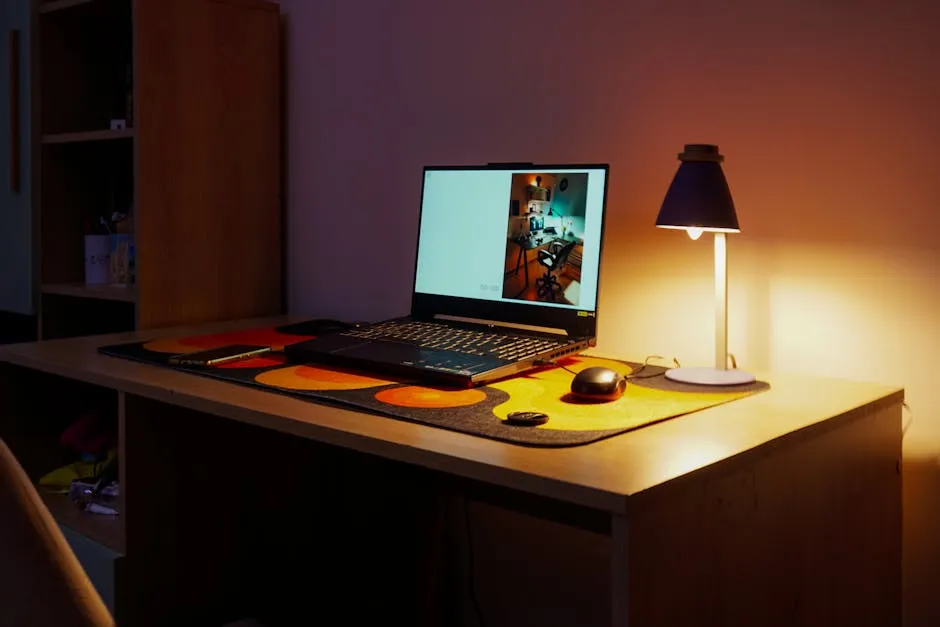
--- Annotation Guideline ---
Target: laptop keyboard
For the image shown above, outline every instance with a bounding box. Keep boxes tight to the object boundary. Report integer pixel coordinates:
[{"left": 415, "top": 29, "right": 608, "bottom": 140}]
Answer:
[{"left": 341, "top": 320, "right": 568, "bottom": 362}]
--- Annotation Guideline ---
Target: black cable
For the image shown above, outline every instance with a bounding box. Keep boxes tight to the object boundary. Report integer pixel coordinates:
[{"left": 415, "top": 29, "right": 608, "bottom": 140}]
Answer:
[
  {"left": 534, "top": 355, "right": 671, "bottom": 380},
  {"left": 463, "top": 498, "right": 486, "bottom": 627},
  {"left": 902, "top": 401, "right": 914, "bottom": 438},
  {"left": 625, "top": 367, "right": 668, "bottom": 380},
  {"left": 533, "top": 358, "right": 578, "bottom": 375}
]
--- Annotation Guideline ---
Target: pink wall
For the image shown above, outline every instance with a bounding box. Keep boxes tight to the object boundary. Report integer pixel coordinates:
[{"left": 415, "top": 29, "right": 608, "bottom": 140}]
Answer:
[{"left": 280, "top": 1, "right": 940, "bottom": 624}]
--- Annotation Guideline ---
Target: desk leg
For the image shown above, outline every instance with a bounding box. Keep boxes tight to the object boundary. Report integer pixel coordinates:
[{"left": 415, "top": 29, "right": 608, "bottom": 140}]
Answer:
[
  {"left": 523, "top": 248, "right": 530, "bottom": 287},
  {"left": 610, "top": 514, "right": 629, "bottom": 627},
  {"left": 121, "top": 393, "right": 446, "bottom": 626},
  {"left": 121, "top": 394, "right": 263, "bottom": 626},
  {"left": 514, "top": 248, "right": 532, "bottom": 298},
  {"left": 506, "top": 243, "right": 524, "bottom": 279}
]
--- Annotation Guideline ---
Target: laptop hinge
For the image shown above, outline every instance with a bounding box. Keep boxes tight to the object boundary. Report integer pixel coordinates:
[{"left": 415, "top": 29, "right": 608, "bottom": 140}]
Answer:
[{"left": 434, "top": 314, "right": 569, "bottom": 338}]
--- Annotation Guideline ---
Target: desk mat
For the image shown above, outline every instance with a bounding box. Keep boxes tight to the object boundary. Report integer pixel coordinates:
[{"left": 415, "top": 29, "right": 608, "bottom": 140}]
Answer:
[{"left": 98, "top": 326, "right": 769, "bottom": 448}]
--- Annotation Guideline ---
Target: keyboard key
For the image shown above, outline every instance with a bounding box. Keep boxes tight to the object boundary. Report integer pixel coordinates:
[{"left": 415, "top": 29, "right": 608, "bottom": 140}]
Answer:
[{"left": 341, "top": 321, "right": 567, "bottom": 361}]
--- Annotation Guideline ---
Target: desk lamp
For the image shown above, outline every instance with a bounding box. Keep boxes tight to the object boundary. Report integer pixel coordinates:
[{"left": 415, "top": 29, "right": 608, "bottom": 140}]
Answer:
[{"left": 655, "top": 144, "right": 755, "bottom": 385}]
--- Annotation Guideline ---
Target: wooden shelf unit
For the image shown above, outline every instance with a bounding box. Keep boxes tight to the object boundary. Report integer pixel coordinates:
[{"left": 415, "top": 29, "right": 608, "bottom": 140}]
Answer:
[
  {"left": 42, "top": 282, "right": 136, "bottom": 303},
  {"left": 26, "top": 0, "right": 283, "bottom": 588},
  {"left": 40, "top": 490, "right": 125, "bottom": 553},
  {"left": 39, "top": 0, "right": 97, "bottom": 14},
  {"left": 34, "top": 0, "right": 282, "bottom": 339},
  {"left": 41, "top": 128, "right": 135, "bottom": 144},
  {"left": 0, "top": 361, "right": 124, "bottom": 545}
]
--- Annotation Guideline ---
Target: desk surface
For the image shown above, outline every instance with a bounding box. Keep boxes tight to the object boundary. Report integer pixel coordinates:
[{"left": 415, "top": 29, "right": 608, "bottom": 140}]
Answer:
[
  {"left": 512, "top": 232, "right": 580, "bottom": 250},
  {"left": 0, "top": 316, "right": 902, "bottom": 514}
]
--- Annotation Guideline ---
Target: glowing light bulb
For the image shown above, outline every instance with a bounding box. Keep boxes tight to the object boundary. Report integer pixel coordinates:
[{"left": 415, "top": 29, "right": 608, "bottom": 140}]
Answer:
[{"left": 687, "top": 227, "right": 704, "bottom": 240}]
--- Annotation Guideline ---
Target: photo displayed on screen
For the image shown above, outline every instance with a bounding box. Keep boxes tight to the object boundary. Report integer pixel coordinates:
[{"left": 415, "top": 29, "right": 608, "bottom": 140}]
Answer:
[
  {"left": 413, "top": 165, "right": 605, "bottom": 314},
  {"left": 502, "top": 172, "right": 589, "bottom": 305}
]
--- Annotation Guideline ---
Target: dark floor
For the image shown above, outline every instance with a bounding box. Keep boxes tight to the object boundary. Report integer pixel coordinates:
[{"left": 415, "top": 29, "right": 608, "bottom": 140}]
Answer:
[
  {"left": 0, "top": 311, "right": 37, "bottom": 344},
  {"left": 503, "top": 258, "right": 577, "bottom": 304}
]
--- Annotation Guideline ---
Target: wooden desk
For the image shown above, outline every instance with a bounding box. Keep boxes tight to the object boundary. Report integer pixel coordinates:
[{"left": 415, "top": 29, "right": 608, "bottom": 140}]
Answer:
[{"left": 0, "top": 317, "right": 902, "bottom": 626}]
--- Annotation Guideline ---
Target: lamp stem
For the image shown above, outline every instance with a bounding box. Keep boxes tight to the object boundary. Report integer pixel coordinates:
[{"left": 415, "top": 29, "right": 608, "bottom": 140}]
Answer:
[{"left": 714, "top": 232, "right": 728, "bottom": 371}]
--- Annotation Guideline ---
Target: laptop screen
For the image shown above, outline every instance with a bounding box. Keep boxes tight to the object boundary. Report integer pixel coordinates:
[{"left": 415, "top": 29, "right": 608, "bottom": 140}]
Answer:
[{"left": 412, "top": 164, "right": 609, "bottom": 337}]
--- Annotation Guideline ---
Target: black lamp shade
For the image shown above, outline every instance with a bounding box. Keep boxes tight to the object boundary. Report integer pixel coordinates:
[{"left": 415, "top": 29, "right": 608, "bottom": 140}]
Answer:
[{"left": 656, "top": 144, "right": 740, "bottom": 232}]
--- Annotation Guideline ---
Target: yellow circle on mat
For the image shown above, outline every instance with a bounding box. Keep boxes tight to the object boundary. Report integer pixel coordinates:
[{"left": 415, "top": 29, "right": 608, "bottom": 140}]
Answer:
[
  {"left": 489, "top": 356, "right": 752, "bottom": 431},
  {"left": 255, "top": 365, "right": 395, "bottom": 391}
]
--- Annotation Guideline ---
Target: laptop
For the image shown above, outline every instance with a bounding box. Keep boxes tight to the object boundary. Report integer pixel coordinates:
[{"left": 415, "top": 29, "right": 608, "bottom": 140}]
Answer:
[{"left": 286, "top": 162, "right": 610, "bottom": 386}]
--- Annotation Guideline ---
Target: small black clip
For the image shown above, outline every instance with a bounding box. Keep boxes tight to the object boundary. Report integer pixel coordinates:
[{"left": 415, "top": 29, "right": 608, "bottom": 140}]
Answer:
[{"left": 505, "top": 411, "right": 549, "bottom": 426}]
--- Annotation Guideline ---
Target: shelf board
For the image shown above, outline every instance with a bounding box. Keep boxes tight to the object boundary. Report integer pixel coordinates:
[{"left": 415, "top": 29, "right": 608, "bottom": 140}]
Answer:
[
  {"left": 39, "top": 0, "right": 97, "bottom": 13},
  {"left": 42, "top": 128, "right": 134, "bottom": 145},
  {"left": 42, "top": 282, "right": 136, "bottom": 303},
  {"left": 40, "top": 490, "right": 125, "bottom": 554}
]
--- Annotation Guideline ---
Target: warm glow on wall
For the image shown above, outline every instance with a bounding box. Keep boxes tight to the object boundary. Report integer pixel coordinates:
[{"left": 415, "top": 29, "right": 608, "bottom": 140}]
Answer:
[{"left": 282, "top": 0, "right": 940, "bottom": 620}]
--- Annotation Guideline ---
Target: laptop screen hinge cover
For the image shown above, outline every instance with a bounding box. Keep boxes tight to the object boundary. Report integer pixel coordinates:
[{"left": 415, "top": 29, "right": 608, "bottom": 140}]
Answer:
[{"left": 433, "top": 314, "right": 569, "bottom": 338}]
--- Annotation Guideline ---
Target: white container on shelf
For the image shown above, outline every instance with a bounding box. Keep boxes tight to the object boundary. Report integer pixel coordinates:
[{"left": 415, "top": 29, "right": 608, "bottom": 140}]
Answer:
[{"left": 83, "top": 234, "right": 111, "bottom": 285}]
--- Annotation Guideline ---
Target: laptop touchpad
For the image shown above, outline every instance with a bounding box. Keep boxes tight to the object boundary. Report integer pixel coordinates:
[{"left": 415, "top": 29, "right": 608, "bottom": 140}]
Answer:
[
  {"left": 337, "top": 342, "right": 437, "bottom": 363},
  {"left": 339, "top": 342, "right": 493, "bottom": 372}
]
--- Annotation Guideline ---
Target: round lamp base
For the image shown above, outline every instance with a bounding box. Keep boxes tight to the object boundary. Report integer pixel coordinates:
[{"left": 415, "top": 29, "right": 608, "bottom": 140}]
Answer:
[{"left": 664, "top": 367, "right": 756, "bottom": 386}]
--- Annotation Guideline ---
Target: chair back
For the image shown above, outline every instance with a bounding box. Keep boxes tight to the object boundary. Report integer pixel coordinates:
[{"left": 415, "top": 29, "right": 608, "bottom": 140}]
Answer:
[
  {"left": 0, "top": 439, "right": 114, "bottom": 627},
  {"left": 552, "top": 241, "right": 577, "bottom": 270}
]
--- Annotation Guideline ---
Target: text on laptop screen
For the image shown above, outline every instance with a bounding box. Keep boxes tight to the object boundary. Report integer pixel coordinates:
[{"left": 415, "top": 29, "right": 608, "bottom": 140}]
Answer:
[{"left": 414, "top": 166, "right": 607, "bottom": 312}]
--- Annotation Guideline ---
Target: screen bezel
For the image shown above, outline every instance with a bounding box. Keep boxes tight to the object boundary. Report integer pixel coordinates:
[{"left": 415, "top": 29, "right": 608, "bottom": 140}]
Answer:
[{"left": 410, "top": 163, "right": 610, "bottom": 339}]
